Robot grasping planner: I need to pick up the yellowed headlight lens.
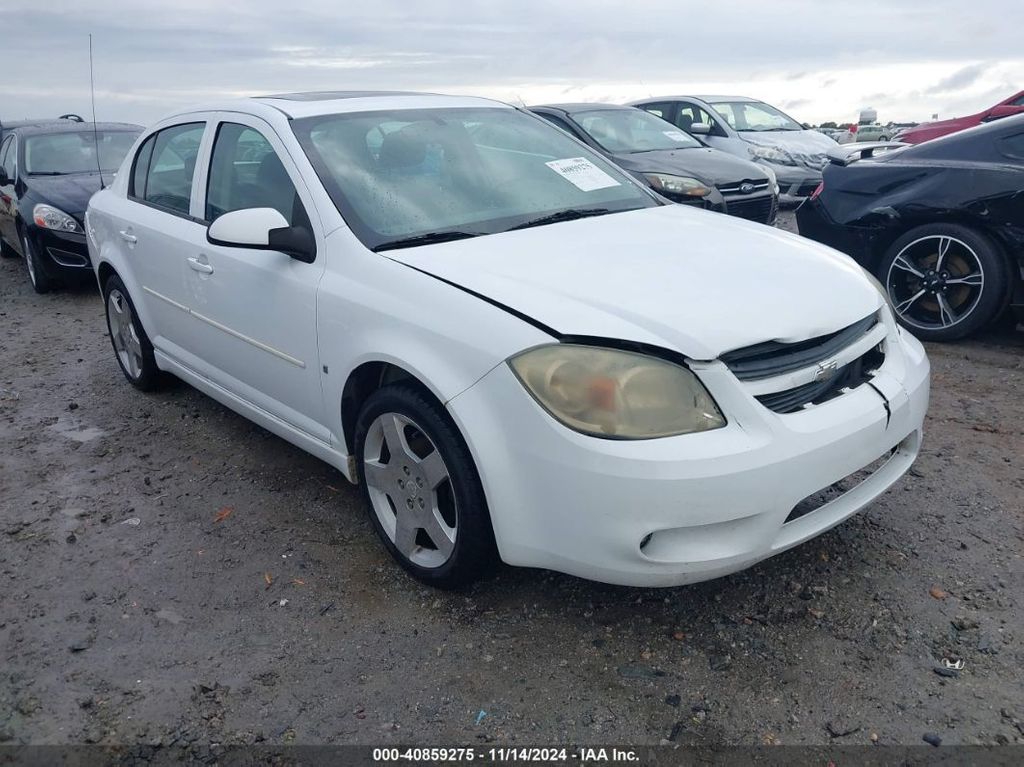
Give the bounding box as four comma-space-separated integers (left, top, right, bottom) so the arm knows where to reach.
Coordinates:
509, 345, 725, 439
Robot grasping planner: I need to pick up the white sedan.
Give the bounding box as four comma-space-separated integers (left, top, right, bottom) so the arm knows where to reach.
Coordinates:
86, 91, 930, 588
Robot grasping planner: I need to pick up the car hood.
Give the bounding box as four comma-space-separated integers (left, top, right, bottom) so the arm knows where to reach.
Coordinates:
386, 205, 881, 360
743, 130, 837, 163
612, 147, 770, 187
25, 172, 113, 219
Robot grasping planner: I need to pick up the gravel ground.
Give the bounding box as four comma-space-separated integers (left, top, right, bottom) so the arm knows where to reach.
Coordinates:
1, 212, 1022, 749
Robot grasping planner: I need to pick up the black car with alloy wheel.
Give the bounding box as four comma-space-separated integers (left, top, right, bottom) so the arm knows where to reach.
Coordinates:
0, 120, 141, 293
528, 103, 779, 225
797, 114, 1024, 341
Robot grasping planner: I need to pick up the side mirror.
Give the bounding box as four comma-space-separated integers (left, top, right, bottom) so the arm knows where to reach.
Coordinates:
688, 122, 711, 136
207, 207, 316, 263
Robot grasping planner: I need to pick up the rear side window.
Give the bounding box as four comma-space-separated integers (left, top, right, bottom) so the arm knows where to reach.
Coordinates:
204, 122, 309, 228
130, 122, 205, 216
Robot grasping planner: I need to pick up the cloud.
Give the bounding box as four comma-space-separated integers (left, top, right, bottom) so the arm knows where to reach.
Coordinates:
926, 62, 989, 94
1, 0, 1021, 125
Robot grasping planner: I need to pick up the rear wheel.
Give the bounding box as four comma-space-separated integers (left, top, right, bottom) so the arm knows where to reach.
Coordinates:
354, 384, 496, 588
878, 224, 1009, 341
102, 274, 162, 391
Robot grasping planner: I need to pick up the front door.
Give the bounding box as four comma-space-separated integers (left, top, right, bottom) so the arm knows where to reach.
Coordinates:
181, 115, 329, 443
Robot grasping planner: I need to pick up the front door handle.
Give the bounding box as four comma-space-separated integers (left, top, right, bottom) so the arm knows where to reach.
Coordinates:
119, 230, 137, 244
187, 256, 214, 274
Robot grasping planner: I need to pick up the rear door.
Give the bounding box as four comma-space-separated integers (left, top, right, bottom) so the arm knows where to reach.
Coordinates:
116, 121, 211, 367
182, 114, 329, 441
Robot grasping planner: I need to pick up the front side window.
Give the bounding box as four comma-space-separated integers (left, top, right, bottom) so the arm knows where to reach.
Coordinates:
572, 109, 702, 153
708, 101, 803, 132
291, 107, 656, 251
130, 122, 205, 215
23, 130, 139, 175
675, 104, 716, 132
205, 123, 308, 227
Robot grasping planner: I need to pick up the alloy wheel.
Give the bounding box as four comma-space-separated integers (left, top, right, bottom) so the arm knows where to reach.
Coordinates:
886, 235, 984, 331
107, 289, 145, 380
23, 235, 38, 289
362, 412, 457, 569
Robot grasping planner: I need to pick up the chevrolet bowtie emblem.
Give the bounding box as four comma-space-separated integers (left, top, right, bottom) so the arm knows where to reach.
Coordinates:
813, 359, 840, 382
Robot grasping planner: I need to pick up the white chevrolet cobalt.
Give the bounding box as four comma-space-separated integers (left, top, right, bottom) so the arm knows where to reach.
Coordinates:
86, 92, 930, 588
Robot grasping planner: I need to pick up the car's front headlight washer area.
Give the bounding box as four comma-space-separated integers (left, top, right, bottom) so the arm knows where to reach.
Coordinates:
33, 204, 83, 234
509, 344, 725, 439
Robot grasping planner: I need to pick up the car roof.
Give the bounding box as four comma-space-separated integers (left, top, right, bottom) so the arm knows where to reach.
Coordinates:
159, 91, 512, 122
630, 95, 757, 104
530, 103, 635, 114
7, 121, 142, 137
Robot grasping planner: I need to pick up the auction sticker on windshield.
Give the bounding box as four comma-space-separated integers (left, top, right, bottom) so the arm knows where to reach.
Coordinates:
545, 157, 620, 192
663, 130, 690, 142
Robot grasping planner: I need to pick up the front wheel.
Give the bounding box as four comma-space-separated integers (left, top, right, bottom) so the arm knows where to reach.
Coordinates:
354, 384, 497, 588
878, 224, 1009, 341
102, 275, 163, 391
23, 232, 56, 294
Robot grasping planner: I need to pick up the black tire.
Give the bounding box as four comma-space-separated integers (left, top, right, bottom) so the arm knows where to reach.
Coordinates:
354, 383, 497, 589
877, 223, 1009, 341
102, 274, 163, 391
22, 231, 56, 294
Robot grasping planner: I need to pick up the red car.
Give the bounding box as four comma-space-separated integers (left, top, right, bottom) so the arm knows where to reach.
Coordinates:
897, 90, 1024, 144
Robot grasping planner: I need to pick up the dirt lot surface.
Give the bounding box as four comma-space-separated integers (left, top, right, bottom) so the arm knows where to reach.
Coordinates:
1, 212, 1022, 749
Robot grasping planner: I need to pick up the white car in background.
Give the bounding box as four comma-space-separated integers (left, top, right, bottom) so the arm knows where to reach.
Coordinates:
86, 91, 929, 588
629, 95, 839, 204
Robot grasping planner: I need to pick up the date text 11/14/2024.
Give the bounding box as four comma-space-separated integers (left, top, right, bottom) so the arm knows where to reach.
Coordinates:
372, 747, 639, 762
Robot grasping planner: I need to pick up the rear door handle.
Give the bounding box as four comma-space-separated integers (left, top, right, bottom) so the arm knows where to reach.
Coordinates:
119, 230, 137, 244
187, 256, 214, 274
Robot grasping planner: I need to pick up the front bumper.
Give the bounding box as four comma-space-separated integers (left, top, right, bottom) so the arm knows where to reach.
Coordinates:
26, 225, 92, 281
447, 322, 929, 587
762, 164, 823, 205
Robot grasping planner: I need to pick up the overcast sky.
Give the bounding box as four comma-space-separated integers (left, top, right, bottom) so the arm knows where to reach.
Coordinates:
1, 0, 1021, 127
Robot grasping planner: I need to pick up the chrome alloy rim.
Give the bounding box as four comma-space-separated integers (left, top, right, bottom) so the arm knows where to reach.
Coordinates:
362, 412, 457, 568
23, 235, 38, 288
107, 289, 144, 380
886, 235, 984, 330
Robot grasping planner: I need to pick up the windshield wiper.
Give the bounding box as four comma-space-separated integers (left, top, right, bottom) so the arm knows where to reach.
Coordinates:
373, 230, 483, 252
508, 208, 613, 231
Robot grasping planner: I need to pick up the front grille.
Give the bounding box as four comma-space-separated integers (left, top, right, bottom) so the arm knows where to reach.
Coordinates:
723, 195, 775, 224
785, 445, 898, 523
722, 315, 877, 381
755, 346, 884, 413
718, 179, 771, 195
721, 314, 885, 414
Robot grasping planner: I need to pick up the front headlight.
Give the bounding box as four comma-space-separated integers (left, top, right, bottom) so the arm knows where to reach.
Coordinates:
509, 344, 725, 439
747, 144, 796, 166
643, 173, 711, 197
33, 204, 82, 233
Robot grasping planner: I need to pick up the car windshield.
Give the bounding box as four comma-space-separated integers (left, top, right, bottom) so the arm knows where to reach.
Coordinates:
291, 107, 657, 251
24, 130, 140, 174
709, 101, 803, 132
571, 108, 703, 153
